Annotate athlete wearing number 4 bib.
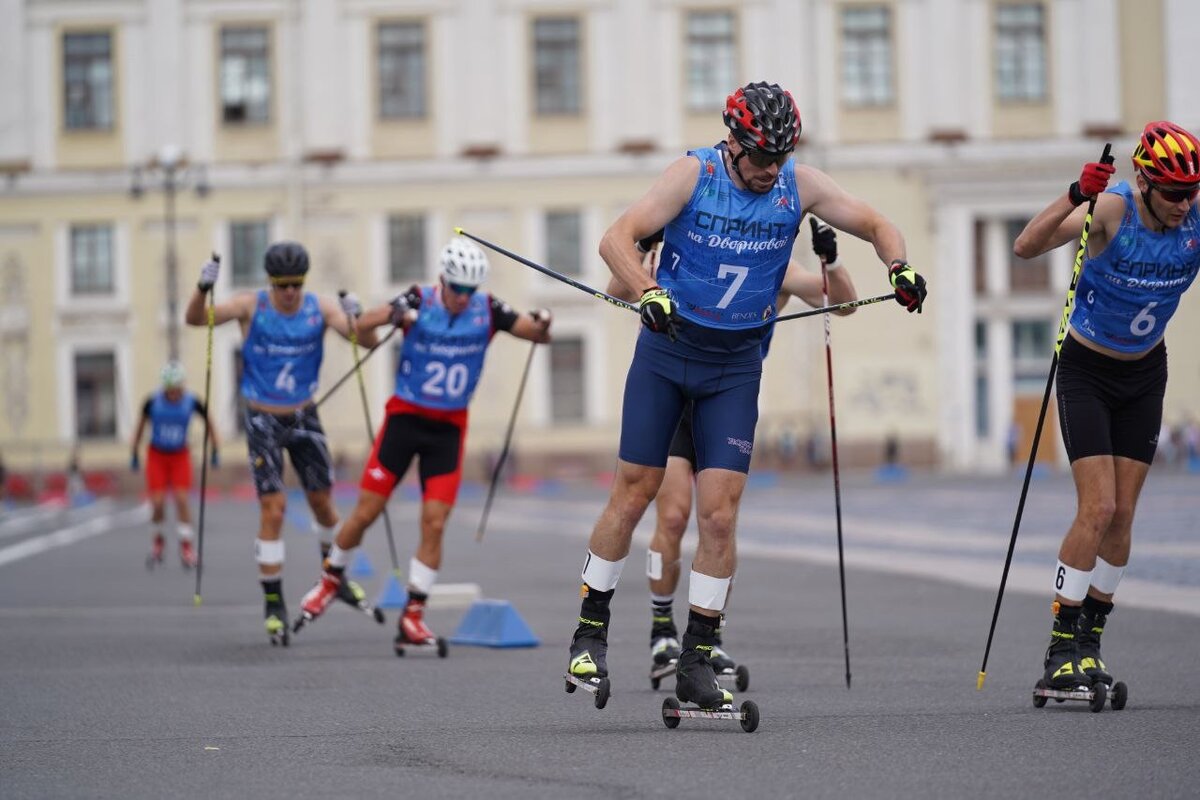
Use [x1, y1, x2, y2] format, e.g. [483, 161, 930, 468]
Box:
[184, 241, 379, 644]
[565, 81, 926, 714]
[296, 236, 552, 653]
[1014, 121, 1200, 695]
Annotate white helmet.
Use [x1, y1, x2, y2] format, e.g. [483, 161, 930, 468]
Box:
[160, 360, 186, 388]
[439, 236, 489, 287]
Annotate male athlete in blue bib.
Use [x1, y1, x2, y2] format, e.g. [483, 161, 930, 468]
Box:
[130, 360, 219, 569]
[566, 81, 927, 710]
[1014, 121, 1200, 693]
[294, 236, 551, 653]
[184, 241, 378, 644]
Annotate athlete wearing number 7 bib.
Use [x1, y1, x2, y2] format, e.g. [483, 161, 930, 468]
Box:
[1014, 121, 1200, 694]
[184, 240, 380, 644]
[296, 236, 552, 652]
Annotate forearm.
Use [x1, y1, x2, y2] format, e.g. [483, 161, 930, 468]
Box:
[184, 289, 208, 326]
[600, 230, 655, 298]
[1013, 196, 1078, 259]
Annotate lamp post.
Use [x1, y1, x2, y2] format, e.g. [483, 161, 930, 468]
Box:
[130, 145, 209, 361]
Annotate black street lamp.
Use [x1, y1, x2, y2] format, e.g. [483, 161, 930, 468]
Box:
[130, 145, 210, 361]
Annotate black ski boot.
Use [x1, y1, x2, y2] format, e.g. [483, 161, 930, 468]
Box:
[676, 613, 733, 710]
[1078, 597, 1115, 687]
[1042, 602, 1084, 689]
[569, 611, 610, 680]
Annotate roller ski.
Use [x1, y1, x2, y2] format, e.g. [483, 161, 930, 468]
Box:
[710, 642, 751, 693]
[663, 633, 758, 732]
[649, 635, 681, 690]
[564, 615, 610, 709]
[144, 533, 165, 569]
[1031, 602, 1125, 713]
[179, 539, 197, 571]
[264, 591, 290, 647]
[293, 572, 385, 634]
[393, 596, 446, 657]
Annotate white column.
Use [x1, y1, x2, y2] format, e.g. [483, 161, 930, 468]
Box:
[935, 204, 975, 469]
[965, 0, 991, 140]
[301, 0, 343, 153]
[1164, 0, 1200, 126]
[0, 0, 29, 162]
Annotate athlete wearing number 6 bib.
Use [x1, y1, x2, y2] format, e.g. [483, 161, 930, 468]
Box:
[296, 236, 552, 651]
[1014, 121, 1200, 693]
[184, 240, 380, 643]
[565, 81, 924, 712]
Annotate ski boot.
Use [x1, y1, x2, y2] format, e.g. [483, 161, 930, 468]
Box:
[1033, 602, 1111, 712]
[264, 590, 290, 647]
[294, 572, 385, 633]
[145, 532, 165, 569]
[1078, 599, 1128, 709]
[666, 624, 758, 732]
[711, 633, 751, 692]
[565, 614, 610, 708]
[393, 596, 446, 657]
[179, 539, 197, 571]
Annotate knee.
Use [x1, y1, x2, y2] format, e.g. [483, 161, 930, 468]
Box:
[421, 509, 448, 539]
[656, 501, 690, 540]
[260, 499, 285, 530]
[697, 506, 737, 544]
[1078, 497, 1117, 532]
[1109, 503, 1136, 535]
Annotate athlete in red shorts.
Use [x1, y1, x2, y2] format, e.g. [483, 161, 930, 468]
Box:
[297, 236, 552, 651]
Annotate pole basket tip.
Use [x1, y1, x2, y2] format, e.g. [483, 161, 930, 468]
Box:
[194, 594, 203, 608]
[453, 226, 464, 234]
[976, 671, 986, 691]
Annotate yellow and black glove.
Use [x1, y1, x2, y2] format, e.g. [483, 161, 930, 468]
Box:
[638, 286, 679, 341]
[888, 260, 927, 314]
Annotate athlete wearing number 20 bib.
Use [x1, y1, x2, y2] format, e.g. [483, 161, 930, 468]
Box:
[621, 143, 802, 474]
[394, 286, 491, 410]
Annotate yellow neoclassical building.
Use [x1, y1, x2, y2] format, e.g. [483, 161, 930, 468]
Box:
[3, 0, 1200, 481]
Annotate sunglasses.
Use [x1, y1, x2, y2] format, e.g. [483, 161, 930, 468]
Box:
[745, 149, 791, 169]
[270, 277, 305, 289]
[446, 281, 477, 296]
[1153, 184, 1199, 203]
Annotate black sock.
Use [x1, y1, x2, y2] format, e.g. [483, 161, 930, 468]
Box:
[686, 609, 720, 638]
[262, 578, 283, 601]
[408, 589, 429, 605]
[1082, 595, 1114, 618]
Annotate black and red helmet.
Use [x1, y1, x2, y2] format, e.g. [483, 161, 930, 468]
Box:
[1132, 121, 1200, 186]
[723, 82, 801, 155]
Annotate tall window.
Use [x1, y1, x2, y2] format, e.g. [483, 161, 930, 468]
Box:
[75, 352, 117, 438]
[545, 211, 582, 276]
[230, 221, 270, 288]
[549, 337, 585, 423]
[533, 17, 582, 115]
[1006, 218, 1050, 291]
[379, 21, 427, 119]
[221, 26, 271, 124]
[63, 32, 114, 130]
[1013, 319, 1052, 392]
[388, 214, 427, 284]
[995, 3, 1046, 102]
[685, 11, 735, 112]
[974, 322, 989, 438]
[69, 224, 114, 295]
[840, 6, 893, 108]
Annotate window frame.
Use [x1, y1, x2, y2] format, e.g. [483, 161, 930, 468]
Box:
[219, 25, 273, 126]
[994, 2, 1048, 104]
[377, 19, 428, 120]
[68, 223, 115, 296]
[684, 9, 737, 113]
[229, 219, 272, 288]
[532, 15, 584, 117]
[62, 30, 115, 131]
[839, 5, 895, 109]
[386, 212, 429, 285]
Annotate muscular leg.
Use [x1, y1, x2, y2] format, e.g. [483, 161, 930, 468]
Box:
[306, 489, 338, 529]
[149, 491, 166, 526]
[333, 490, 388, 551]
[172, 487, 191, 525]
[649, 456, 693, 597]
[691, 467, 747, 618]
[1056, 455, 1118, 603]
[413, 499, 452, 572]
[1090, 456, 1150, 601]
[589, 459, 665, 561]
[257, 492, 286, 578]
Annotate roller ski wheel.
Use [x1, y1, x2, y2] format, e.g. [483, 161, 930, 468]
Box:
[715, 663, 750, 693]
[145, 535, 165, 570]
[266, 615, 290, 647]
[1110, 681, 1128, 711]
[1031, 678, 1107, 713]
[340, 580, 385, 625]
[650, 659, 677, 691]
[660, 697, 759, 733]
[393, 634, 447, 658]
[179, 541, 197, 571]
[564, 673, 610, 709]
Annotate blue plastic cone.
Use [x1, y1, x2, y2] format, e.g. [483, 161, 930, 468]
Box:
[348, 549, 375, 579]
[449, 599, 540, 648]
[376, 573, 409, 609]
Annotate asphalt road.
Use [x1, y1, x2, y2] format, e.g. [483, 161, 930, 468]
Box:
[1, 470, 1198, 799]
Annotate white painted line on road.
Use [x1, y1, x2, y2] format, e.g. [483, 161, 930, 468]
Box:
[0, 505, 148, 569]
[0, 499, 116, 541]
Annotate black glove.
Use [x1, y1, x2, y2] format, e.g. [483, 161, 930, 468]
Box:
[889, 260, 927, 314]
[810, 217, 838, 265]
[389, 285, 423, 325]
[636, 229, 666, 254]
[638, 286, 679, 341]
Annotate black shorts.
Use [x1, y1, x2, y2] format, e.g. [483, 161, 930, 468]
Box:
[1055, 335, 1167, 464]
[244, 406, 334, 496]
[360, 397, 467, 504]
[667, 400, 697, 470]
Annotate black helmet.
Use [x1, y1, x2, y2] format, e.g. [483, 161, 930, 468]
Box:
[723, 81, 801, 155]
[263, 241, 309, 277]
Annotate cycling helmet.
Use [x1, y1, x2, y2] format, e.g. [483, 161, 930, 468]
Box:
[723, 81, 801, 155]
[160, 360, 186, 388]
[1132, 121, 1200, 186]
[439, 236, 489, 287]
[263, 241, 310, 277]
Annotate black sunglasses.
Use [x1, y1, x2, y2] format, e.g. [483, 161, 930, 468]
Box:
[1153, 184, 1199, 203]
[745, 149, 791, 169]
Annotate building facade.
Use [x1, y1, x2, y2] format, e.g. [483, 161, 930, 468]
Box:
[3, 0, 1200, 477]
